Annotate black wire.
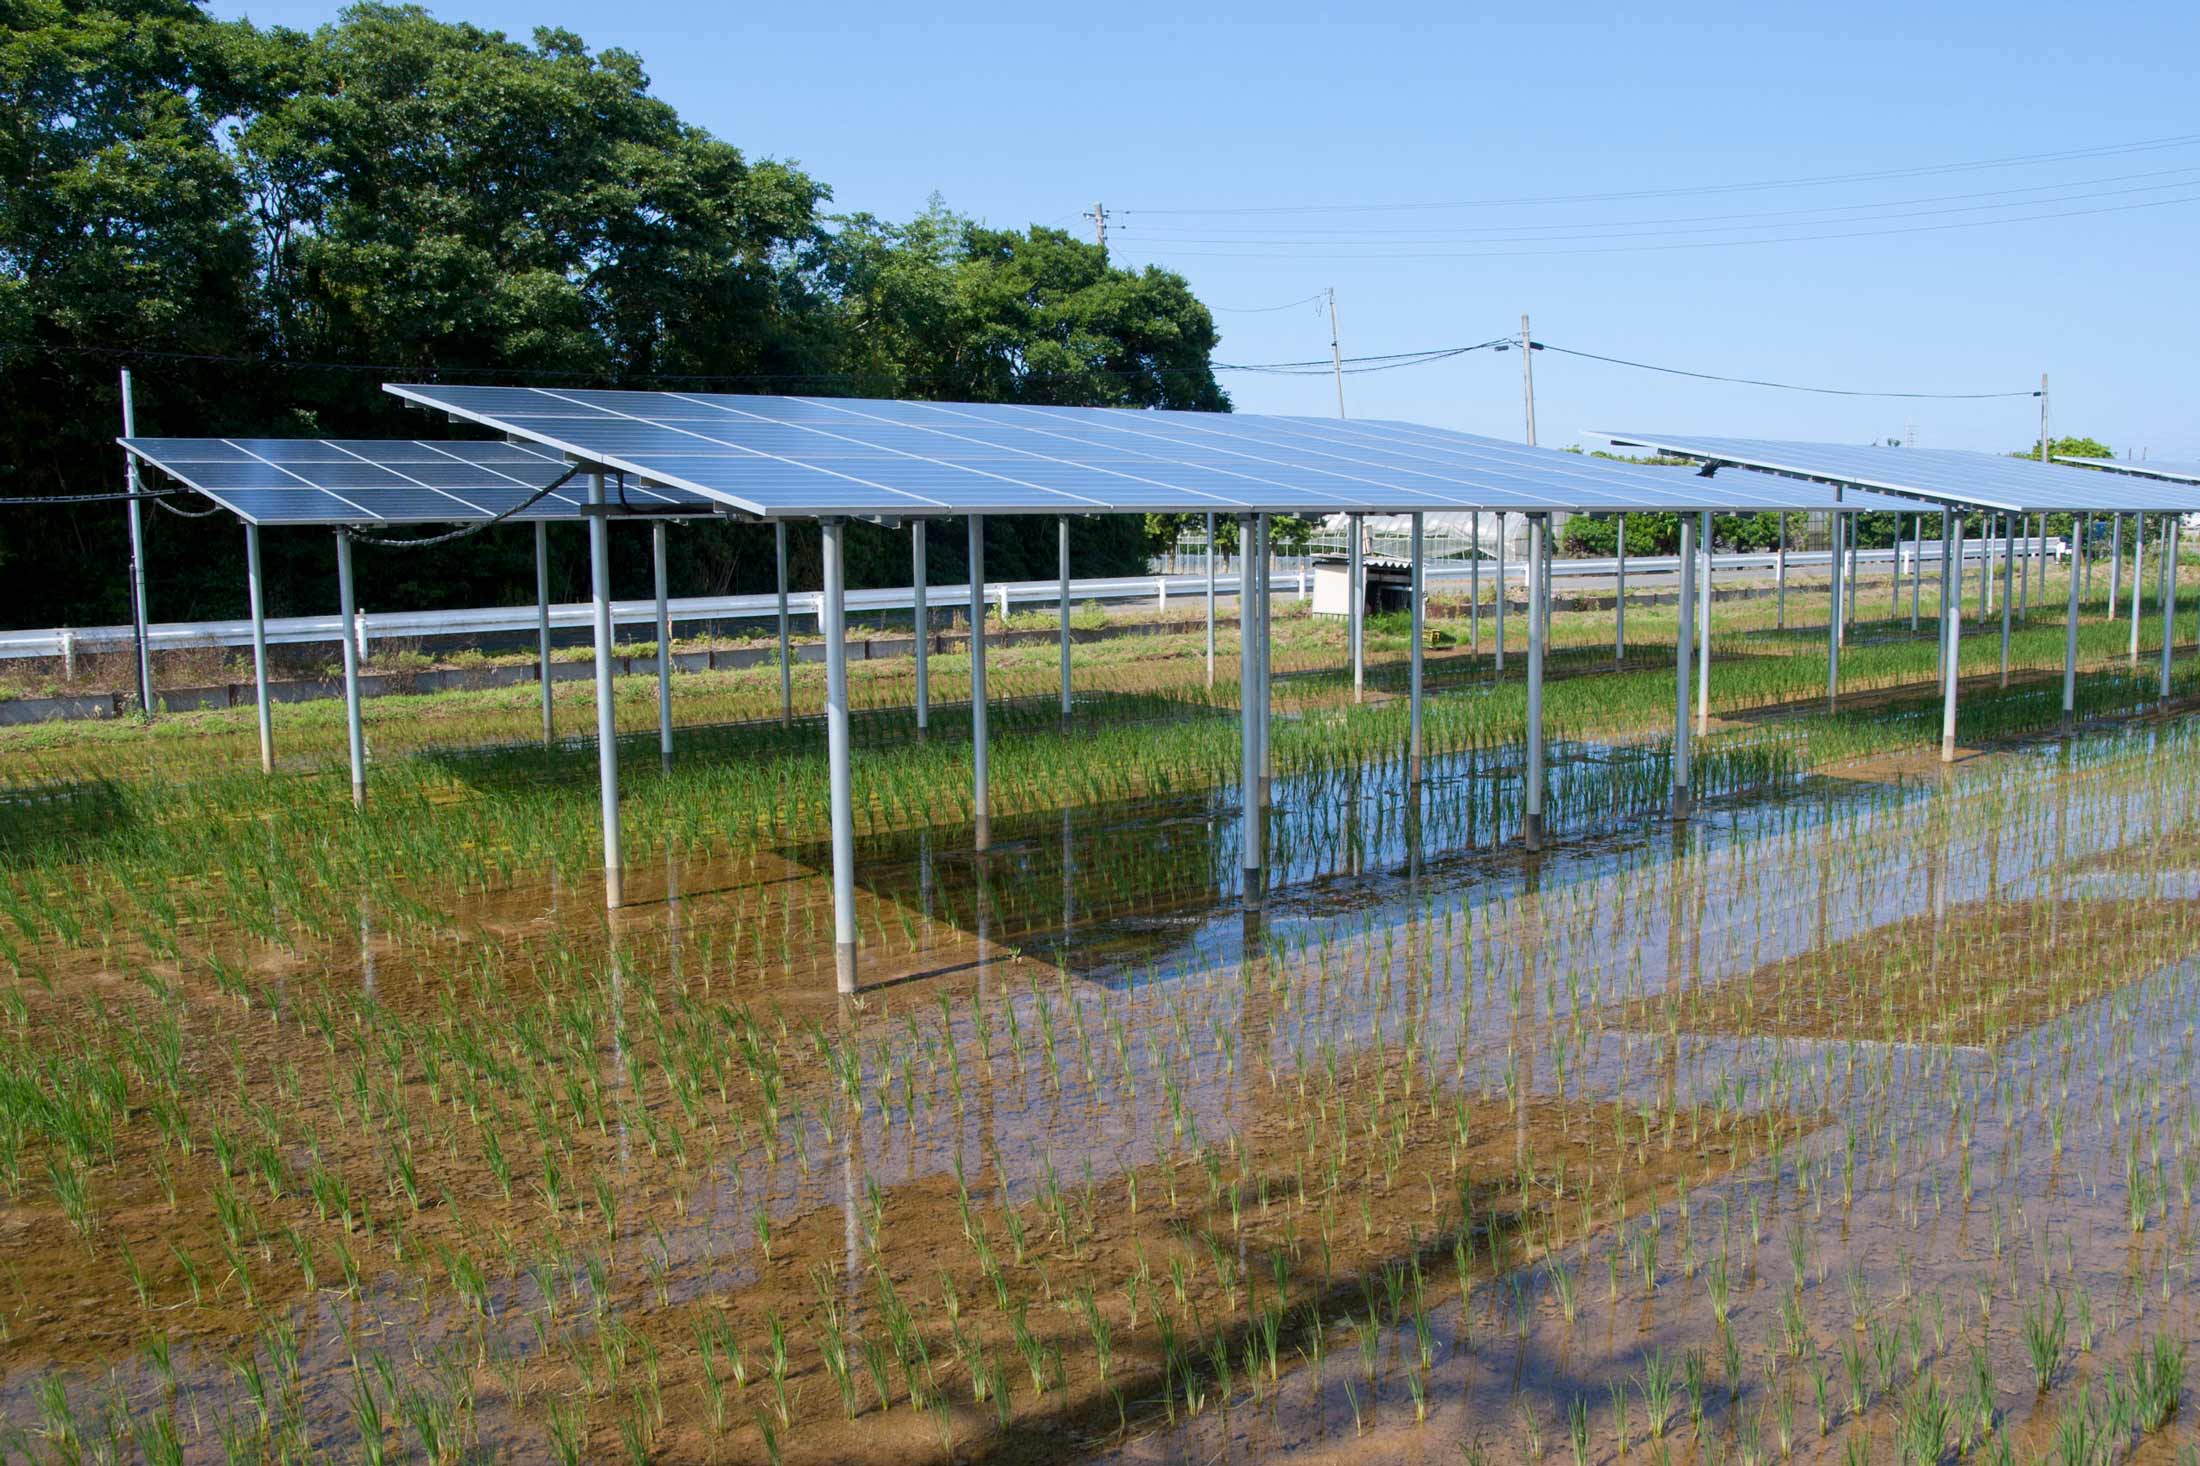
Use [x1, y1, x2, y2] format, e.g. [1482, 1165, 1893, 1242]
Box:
[150, 494, 227, 519]
[344, 465, 585, 549]
[1534, 343, 2041, 400]
[0, 489, 187, 506]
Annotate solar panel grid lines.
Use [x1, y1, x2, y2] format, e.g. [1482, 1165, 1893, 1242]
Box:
[116, 437, 719, 526]
[382, 383, 1920, 519]
[1602, 432, 2200, 514]
[2055, 456, 2200, 487]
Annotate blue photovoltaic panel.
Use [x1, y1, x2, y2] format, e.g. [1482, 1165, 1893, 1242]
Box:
[1600, 433, 2200, 514]
[2055, 456, 2200, 491]
[383, 384, 1904, 521]
[118, 438, 717, 526]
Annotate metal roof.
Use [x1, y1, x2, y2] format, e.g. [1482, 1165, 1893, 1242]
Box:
[117, 438, 717, 526]
[1598, 432, 2200, 514]
[383, 384, 1921, 521]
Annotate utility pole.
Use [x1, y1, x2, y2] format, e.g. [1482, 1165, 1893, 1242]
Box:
[2037, 372, 2049, 461]
[120, 370, 153, 720]
[1519, 313, 1538, 446]
[1085, 201, 1108, 252]
[1326, 288, 1346, 419]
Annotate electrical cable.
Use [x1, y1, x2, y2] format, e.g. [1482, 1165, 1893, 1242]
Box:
[343, 465, 584, 549]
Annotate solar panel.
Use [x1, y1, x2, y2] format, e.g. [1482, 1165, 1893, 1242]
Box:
[382, 384, 1904, 520]
[1600, 433, 2200, 514]
[117, 438, 719, 526]
[2055, 456, 2200, 490]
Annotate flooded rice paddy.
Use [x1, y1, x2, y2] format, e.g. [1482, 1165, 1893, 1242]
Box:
[0, 584, 2197, 1464]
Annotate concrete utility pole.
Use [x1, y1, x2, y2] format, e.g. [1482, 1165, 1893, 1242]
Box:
[1085, 201, 1108, 251]
[1519, 313, 1538, 446]
[2038, 372, 2050, 463]
[120, 370, 153, 720]
[1327, 288, 1346, 419]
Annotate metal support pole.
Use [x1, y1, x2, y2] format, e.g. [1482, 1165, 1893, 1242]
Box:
[1673, 513, 1695, 819]
[822, 518, 857, 994]
[2062, 517, 2082, 724]
[2131, 514, 2146, 667]
[1976, 515, 1991, 620]
[1827, 513, 1844, 709]
[2021, 514, 2032, 616]
[1238, 516, 1262, 902]
[2000, 514, 2014, 688]
[2160, 518, 2179, 700]
[2109, 514, 2123, 621]
[535, 521, 554, 747]
[1470, 512, 1482, 655]
[335, 531, 366, 809]
[1832, 512, 1847, 648]
[1941, 514, 1963, 763]
[1203, 512, 1216, 689]
[1494, 514, 1507, 673]
[1695, 510, 1711, 736]
[1615, 512, 1627, 662]
[1775, 512, 1786, 628]
[1845, 514, 1859, 634]
[586, 474, 623, 907]
[1348, 512, 1365, 700]
[1524, 513, 1545, 849]
[246, 524, 273, 774]
[775, 522, 791, 725]
[1910, 514, 1922, 631]
[968, 515, 990, 851]
[120, 370, 153, 720]
[1409, 511, 1425, 787]
[912, 520, 929, 730]
[1256, 513, 1272, 803]
[1058, 516, 1072, 720]
[653, 521, 673, 771]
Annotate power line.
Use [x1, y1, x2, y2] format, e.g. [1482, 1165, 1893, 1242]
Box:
[1532, 343, 2040, 400]
[1118, 131, 2200, 216]
[1206, 292, 1328, 313]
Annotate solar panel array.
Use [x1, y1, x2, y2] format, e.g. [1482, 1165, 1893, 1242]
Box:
[2056, 456, 2200, 489]
[117, 438, 715, 526]
[383, 385, 1901, 520]
[1600, 433, 2200, 514]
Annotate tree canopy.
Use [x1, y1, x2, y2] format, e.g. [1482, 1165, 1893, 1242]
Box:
[0, 2, 1227, 629]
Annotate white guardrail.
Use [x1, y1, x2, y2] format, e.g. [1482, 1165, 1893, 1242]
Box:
[0, 542, 2047, 663]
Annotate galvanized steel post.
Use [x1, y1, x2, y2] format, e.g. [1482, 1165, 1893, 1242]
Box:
[1238, 515, 1262, 902]
[653, 521, 673, 770]
[1941, 514, 1963, 763]
[1409, 511, 1424, 788]
[1673, 513, 1695, 819]
[246, 524, 273, 774]
[821, 517, 857, 994]
[1058, 516, 1072, 721]
[535, 521, 554, 746]
[1524, 512, 1545, 850]
[775, 522, 791, 725]
[968, 515, 990, 851]
[586, 473, 623, 907]
[1696, 510, 1711, 736]
[335, 530, 366, 810]
[1348, 512, 1365, 700]
[912, 520, 929, 730]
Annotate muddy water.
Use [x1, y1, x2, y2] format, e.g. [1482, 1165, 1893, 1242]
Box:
[2, 718, 2198, 1462]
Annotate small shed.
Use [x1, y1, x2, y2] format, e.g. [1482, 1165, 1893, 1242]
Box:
[1311, 553, 1417, 617]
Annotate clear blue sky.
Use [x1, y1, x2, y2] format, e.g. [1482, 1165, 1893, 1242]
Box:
[211, 0, 2200, 458]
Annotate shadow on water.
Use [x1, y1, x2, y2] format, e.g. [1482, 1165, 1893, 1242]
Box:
[0, 776, 137, 866]
[776, 732, 1946, 991]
